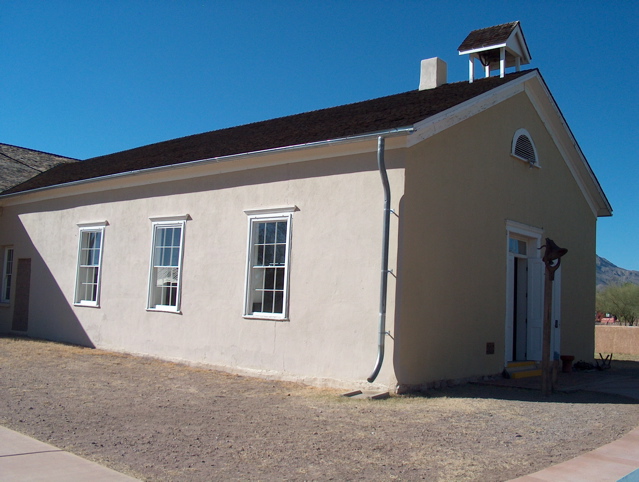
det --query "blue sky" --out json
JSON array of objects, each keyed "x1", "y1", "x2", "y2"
[{"x1": 1, "y1": 1, "x2": 638, "y2": 269}]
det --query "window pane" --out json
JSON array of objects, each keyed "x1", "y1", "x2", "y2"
[
  {"x1": 257, "y1": 223, "x2": 265, "y2": 244},
  {"x1": 264, "y1": 268, "x2": 275, "y2": 290},
  {"x1": 276, "y1": 222, "x2": 287, "y2": 243},
  {"x1": 274, "y1": 291, "x2": 283, "y2": 314},
  {"x1": 170, "y1": 246, "x2": 180, "y2": 267},
  {"x1": 264, "y1": 245, "x2": 274, "y2": 266},
  {"x1": 265, "y1": 222, "x2": 275, "y2": 244},
  {"x1": 256, "y1": 244, "x2": 264, "y2": 266},
  {"x1": 172, "y1": 227, "x2": 182, "y2": 246},
  {"x1": 275, "y1": 268, "x2": 285, "y2": 290},
  {"x1": 263, "y1": 291, "x2": 274, "y2": 313}
]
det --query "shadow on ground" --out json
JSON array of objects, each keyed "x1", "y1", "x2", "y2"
[{"x1": 401, "y1": 360, "x2": 639, "y2": 405}]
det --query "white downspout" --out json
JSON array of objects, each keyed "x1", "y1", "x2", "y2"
[{"x1": 367, "y1": 135, "x2": 391, "y2": 383}]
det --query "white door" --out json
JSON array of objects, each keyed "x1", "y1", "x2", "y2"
[{"x1": 526, "y1": 257, "x2": 544, "y2": 361}]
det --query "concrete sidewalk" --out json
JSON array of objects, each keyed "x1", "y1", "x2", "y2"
[
  {"x1": 0, "y1": 426, "x2": 138, "y2": 481},
  {"x1": 505, "y1": 365, "x2": 639, "y2": 481},
  {"x1": 512, "y1": 426, "x2": 639, "y2": 481}
]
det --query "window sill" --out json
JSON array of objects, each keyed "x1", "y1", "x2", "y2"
[
  {"x1": 243, "y1": 314, "x2": 289, "y2": 322},
  {"x1": 147, "y1": 306, "x2": 182, "y2": 314},
  {"x1": 74, "y1": 301, "x2": 100, "y2": 308}
]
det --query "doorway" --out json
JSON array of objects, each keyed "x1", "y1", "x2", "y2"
[
  {"x1": 505, "y1": 223, "x2": 544, "y2": 362},
  {"x1": 11, "y1": 258, "x2": 31, "y2": 332}
]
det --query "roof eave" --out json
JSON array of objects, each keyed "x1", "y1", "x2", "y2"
[{"x1": 0, "y1": 127, "x2": 414, "y2": 203}]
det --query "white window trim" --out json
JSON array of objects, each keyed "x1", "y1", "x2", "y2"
[
  {"x1": 77, "y1": 221, "x2": 109, "y2": 228},
  {"x1": 511, "y1": 128, "x2": 540, "y2": 168},
  {"x1": 243, "y1": 208, "x2": 294, "y2": 321},
  {"x1": 1, "y1": 246, "x2": 14, "y2": 304},
  {"x1": 506, "y1": 219, "x2": 543, "y2": 238},
  {"x1": 74, "y1": 224, "x2": 107, "y2": 307},
  {"x1": 147, "y1": 216, "x2": 188, "y2": 313},
  {"x1": 243, "y1": 206, "x2": 298, "y2": 216}
]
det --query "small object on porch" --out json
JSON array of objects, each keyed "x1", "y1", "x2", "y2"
[
  {"x1": 596, "y1": 353, "x2": 612, "y2": 370},
  {"x1": 560, "y1": 355, "x2": 575, "y2": 373},
  {"x1": 573, "y1": 360, "x2": 595, "y2": 371}
]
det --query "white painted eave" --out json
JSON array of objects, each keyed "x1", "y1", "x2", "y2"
[{"x1": 0, "y1": 127, "x2": 413, "y2": 206}]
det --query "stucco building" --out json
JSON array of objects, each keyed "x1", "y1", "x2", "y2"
[{"x1": 0, "y1": 23, "x2": 611, "y2": 391}]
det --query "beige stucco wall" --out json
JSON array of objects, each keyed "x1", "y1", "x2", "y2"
[
  {"x1": 0, "y1": 143, "x2": 405, "y2": 390},
  {"x1": 394, "y1": 91, "x2": 597, "y2": 386}
]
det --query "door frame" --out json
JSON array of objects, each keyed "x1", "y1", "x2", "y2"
[{"x1": 505, "y1": 221, "x2": 544, "y2": 363}]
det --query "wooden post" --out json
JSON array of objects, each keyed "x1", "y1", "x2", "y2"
[
  {"x1": 541, "y1": 266, "x2": 553, "y2": 396},
  {"x1": 541, "y1": 238, "x2": 567, "y2": 396}
]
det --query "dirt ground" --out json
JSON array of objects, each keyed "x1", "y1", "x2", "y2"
[{"x1": 1, "y1": 336, "x2": 638, "y2": 481}]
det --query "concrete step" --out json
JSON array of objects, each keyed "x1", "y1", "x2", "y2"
[
  {"x1": 504, "y1": 361, "x2": 541, "y2": 379},
  {"x1": 508, "y1": 361, "x2": 537, "y2": 368},
  {"x1": 510, "y1": 368, "x2": 542, "y2": 379}
]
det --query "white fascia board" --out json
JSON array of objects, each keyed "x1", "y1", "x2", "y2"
[
  {"x1": 0, "y1": 128, "x2": 412, "y2": 207},
  {"x1": 458, "y1": 43, "x2": 508, "y2": 56},
  {"x1": 522, "y1": 74, "x2": 612, "y2": 218},
  {"x1": 407, "y1": 72, "x2": 532, "y2": 147}
]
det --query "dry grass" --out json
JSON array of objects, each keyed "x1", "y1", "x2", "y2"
[{"x1": 2, "y1": 335, "x2": 639, "y2": 481}]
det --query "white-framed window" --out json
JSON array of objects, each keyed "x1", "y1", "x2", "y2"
[
  {"x1": 147, "y1": 215, "x2": 188, "y2": 312},
  {"x1": 511, "y1": 128, "x2": 539, "y2": 167},
  {"x1": 1, "y1": 247, "x2": 14, "y2": 304},
  {"x1": 243, "y1": 207, "x2": 295, "y2": 320},
  {"x1": 74, "y1": 223, "x2": 107, "y2": 307}
]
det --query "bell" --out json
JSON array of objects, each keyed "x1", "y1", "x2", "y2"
[{"x1": 542, "y1": 238, "x2": 568, "y2": 263}]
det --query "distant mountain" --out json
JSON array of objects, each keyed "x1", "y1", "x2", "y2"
[{"x1": 596, "y1": 256, "x2": 639, "y2": 290}]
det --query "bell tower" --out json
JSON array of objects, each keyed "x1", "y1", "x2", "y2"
[{"x1": 458, "y1": 21, "x2": 532, "y2": 83}]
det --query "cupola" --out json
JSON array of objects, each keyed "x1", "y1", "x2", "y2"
[{"x1": 458, "y1": 21, "x2": 531, "y2": 83}]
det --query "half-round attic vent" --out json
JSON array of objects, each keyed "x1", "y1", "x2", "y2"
[{"x1": 511, "y1": 129, "x2": 538, "y2": 167}]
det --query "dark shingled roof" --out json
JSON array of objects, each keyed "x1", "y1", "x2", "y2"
[
  {"x1": 0, "y1": 144, "x2": 78, "y2": 192},
  {"x1": 458, "y1": 21, "x2": 519, "y2": 52},
  {"x1": 3, "y1": 70, "x2": 532, "y2": 195}
]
